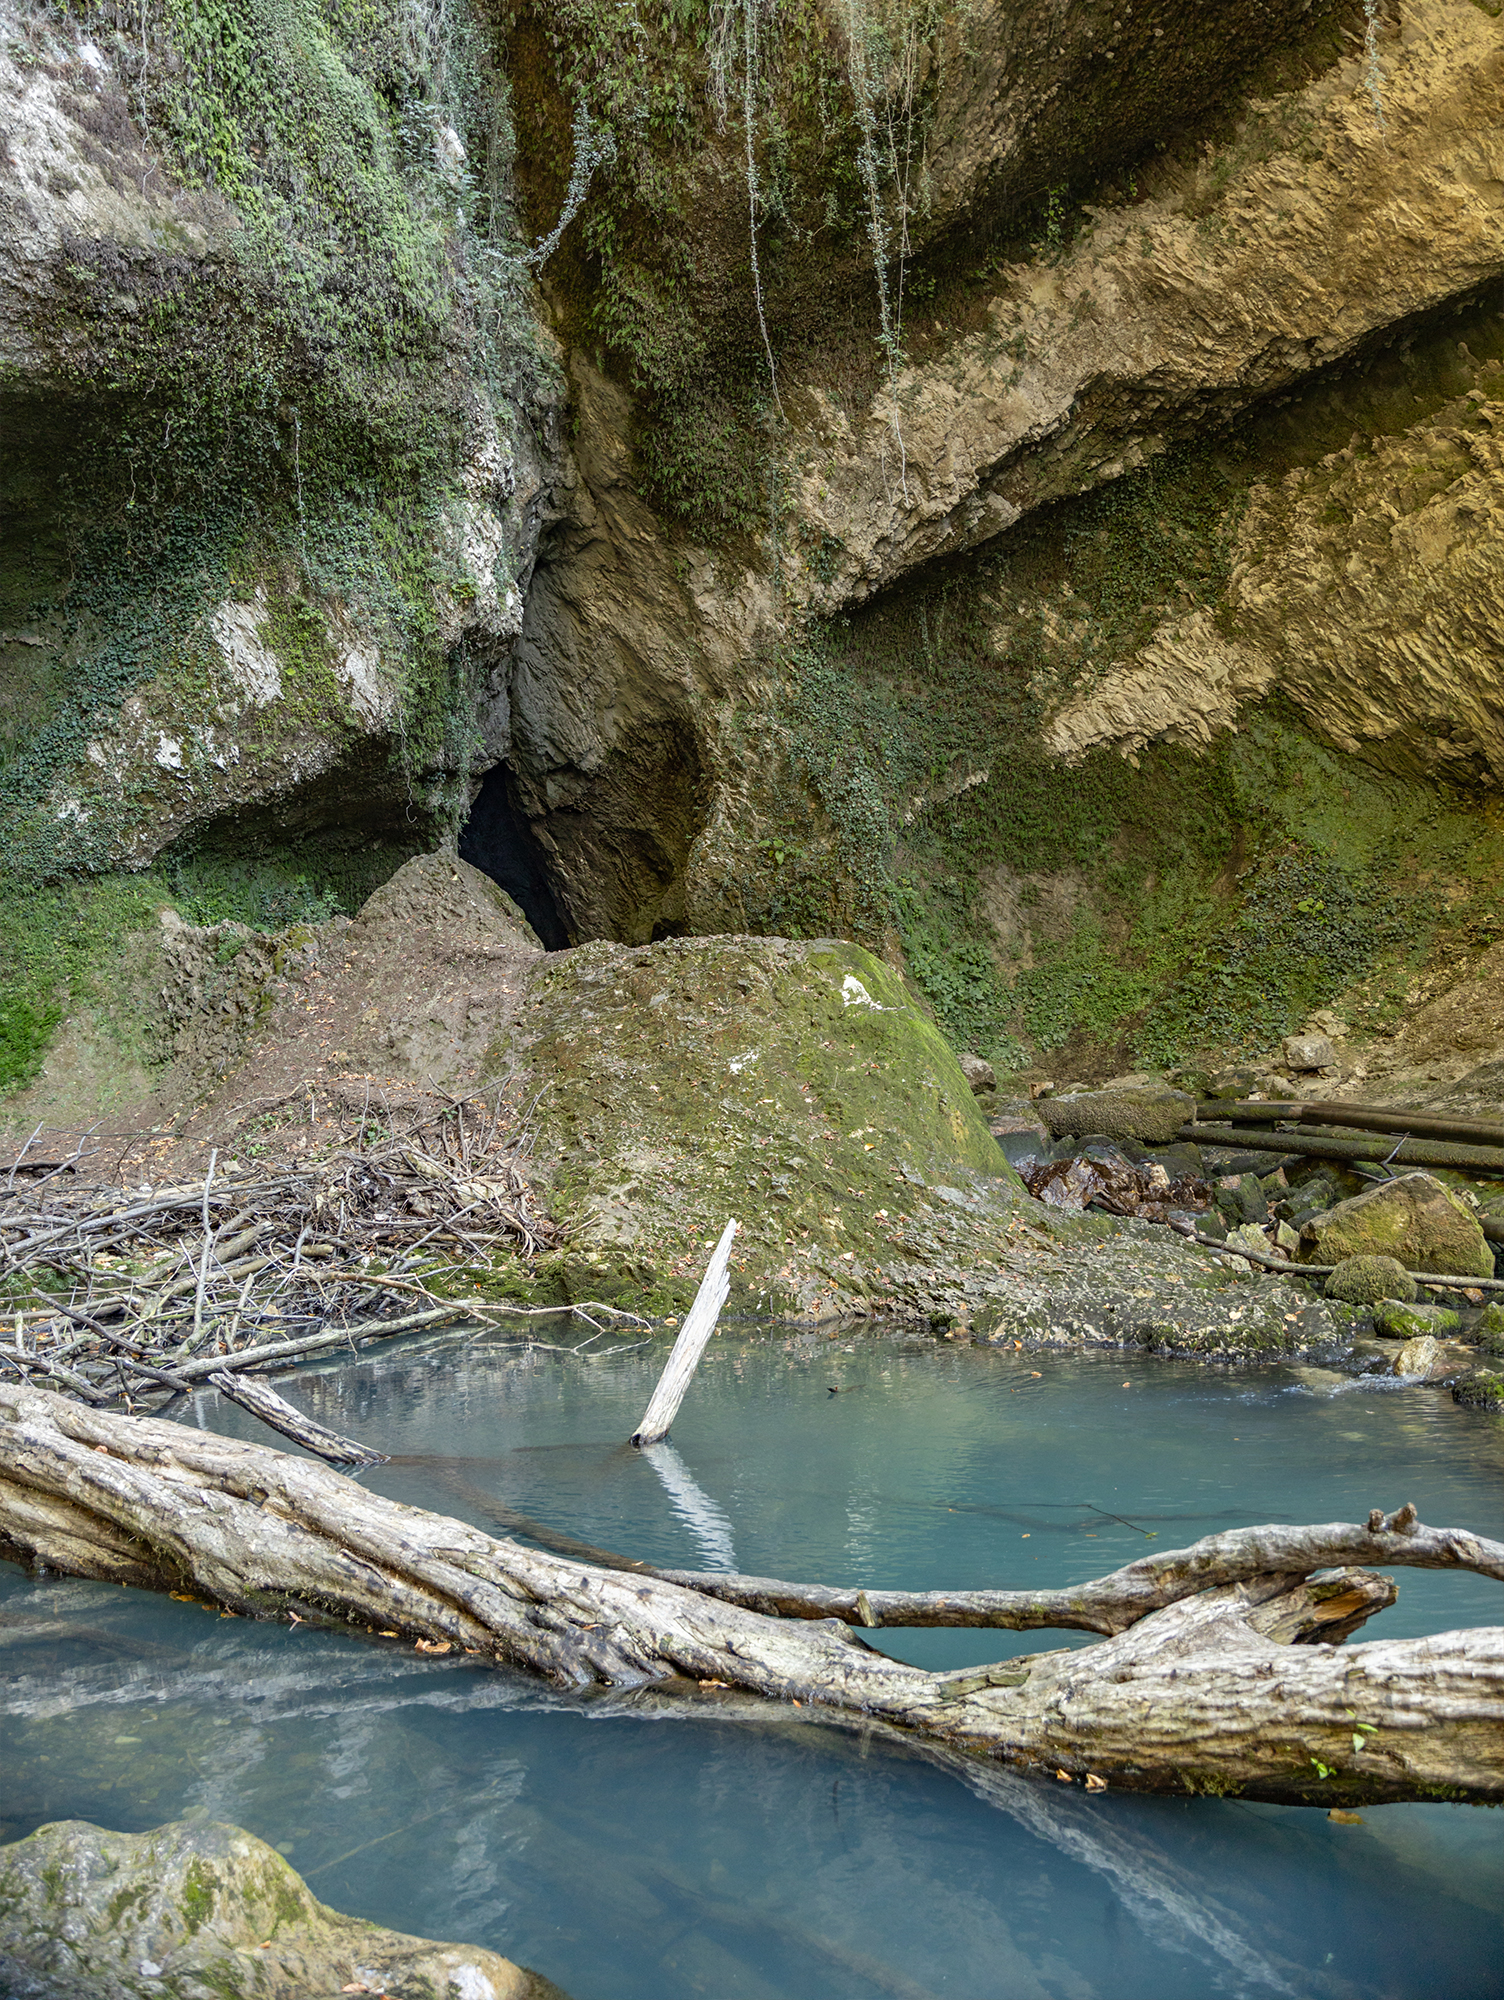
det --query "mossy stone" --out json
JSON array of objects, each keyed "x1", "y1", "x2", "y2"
[
  {"x1": 1036, "y1": 1088, "x2": 1195, "y2": 1146},
  {"x1": 0, "y1": 1818, "x2": 565, "y2": 1998},
  {"x1": 1302, "y1": 1173, "x2": 1493, "y2": 1280},
  {"x1": 1324, "y1": 1256, "x2": 1417, "y2": 1305},
  {"x1": 1453, "y1": 1371, "x2": 1504, "y2": 1412},
  {"x1": 1473, "y1": 1300, "x2": 1504, "y2": 1358},
  {"x1": 1373, "y1": 1301, "x2": 1460, "y2": 1341}
]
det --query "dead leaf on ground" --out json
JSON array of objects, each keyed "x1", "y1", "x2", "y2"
[
  {"x1": 1085, "y1": 1774, "x2": 1108, "y2": 1793},
  {"x1": 415, "y1": 1638, "x2": 452, "y2": 1654}
]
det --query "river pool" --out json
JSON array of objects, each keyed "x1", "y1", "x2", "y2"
[{"x1": 2, "y1": 1331, "x2": 1501, "y2": 1999}]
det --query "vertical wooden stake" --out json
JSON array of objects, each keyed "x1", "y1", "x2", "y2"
[{"x1": 631, "y1": 1219, "x2": 739, "y2": 1446}]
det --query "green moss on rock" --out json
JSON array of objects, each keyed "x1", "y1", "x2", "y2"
[
  {"x1": 1323, "y1": 1255, "x2": 1417, "y2": 1306},
  {"x1": 1302, "y1": 1174, "x2": 1493, "y2": 1281},
  {"x1": 1453, "y1": 1371, "x2": 1504, "y2": 1413},
  {"x1": 0, "y1": 1818, "x2": 566, "y2": 1999},
  {"x1": 1373, "y1": 1301, "x2": 1460, "y2": 1340}
]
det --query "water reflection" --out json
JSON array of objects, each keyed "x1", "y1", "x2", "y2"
[{"x1": 2, "y1": 1336, "x2": 1501, "y2": 2000}]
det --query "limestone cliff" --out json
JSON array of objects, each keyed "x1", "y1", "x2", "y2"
[{"x1": 6, "y1": 0, "x2": 1504, "y2": 1124}]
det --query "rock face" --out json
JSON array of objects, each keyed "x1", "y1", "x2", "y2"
[
  {"x1": 1301, "y1": 1173, "x2": 1494, "y2": 1279},
  {"x1": 0, "y1": 0, "x2": 563, "y2": 884},
  {"x1": 11, "y1": 0, "x2": 1504, "y2": 1256},
  {"x1": 0, "y1": 1818, "x2": 568, "y2": 2000}
]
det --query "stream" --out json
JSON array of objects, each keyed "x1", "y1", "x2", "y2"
[{"x1": 2, "y1": 1331, "x2": 1501, "y2": 1999}]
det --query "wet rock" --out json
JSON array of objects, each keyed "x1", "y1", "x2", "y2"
[
  {"x1": 1373, "y1": 1301, "x2": 1461, "y2": 1340},
  {"x1": 1300, "y1": 1173, "x2": 1493, "y2": 1279},
  {"x1": 1282, "y1": 1032, "x2": 1337, "y2": 1073},
  {"x1": 958, "y1": 1052, "x2": 996, "y2": 1095},
  {"x1": 1215, "y1": 1174, "x2": 1269, "y2": 1226},
  {"x1": 1472, "y1": 1301, "x2": 1504, "y2": 1358},
  {"x1": 1324, "y1": 1256, "x2": 1418, "y2": 1306},
  {"x1": 1390, "y1": 1334, "x2": 1439, "y2": 1377},
  {"x1": 0, "y1": 1818, "x2": 568, "y2": 2000},
  {"x1": 1453, "y1": 1371, "x2": 1504, "y2": 1412},
  {"x1": 1206, "y1": 1069, "x2": 1260, "y2": 1100},
  {"x1": 1224, "y1": 1222, "x2": 1276, "y2": 1260},
  {"x1": 1037, "y1": 1087, "x2": 1195, "y2": 1146}
]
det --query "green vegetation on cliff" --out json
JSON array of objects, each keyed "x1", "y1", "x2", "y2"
[
  {"x1": 730, "y1": 383, "x2": 1504, "y2": 1079},
  {"x1": 3, "y1": 0, "x2": 548, "y2": 883}
]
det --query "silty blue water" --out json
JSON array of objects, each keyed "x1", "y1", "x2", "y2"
[{"x1": 2, "y1": 1330, "x2": 1501, "y2": 2000}]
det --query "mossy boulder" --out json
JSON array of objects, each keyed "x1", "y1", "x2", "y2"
[
  {"x1": 1453, "y1": 1371, "x2": 1504, "y2": 1412},
  {"x1": 0, "y1": 1818, "x2": 568, "y2": 1999},
  {"x1": 1472, "y1": 1300, "x2": 1504, "y2": 1358},
  {"x1": 1301, "y1": 1173, "x2": 1493, "y2": 1280},
  {"x1": 1324, "y1": 1256, "x2": 1417, "y2": 1306},
  {"x1": 503, "y1": 931, "x2": 1336, "y2": 1352},
  {"x1": 1373, "y1": 1301, "x2": 1461, "y2": 1341},
  {"x1": 510, "y1": 933, "x2": 1032, "y2": 1320}
]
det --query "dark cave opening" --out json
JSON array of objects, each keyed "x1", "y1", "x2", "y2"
[{"x1": 459, "y1": 763, "x2": 572, "y2": 951}]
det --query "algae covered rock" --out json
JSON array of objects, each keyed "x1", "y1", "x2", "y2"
[
  {"x1": 1036, "y1": 1088, "x2": 1195, "y2": 1146},
  {"x1": 503, "y1": 931, "x2": 1337, "y2": 1351},
  {"x1": 1324, "y1": 1256, "x2": 1418, "y2": 1306},
  {"x1": 1472, "y1": 1300, "x2": 1504, "y2": 1358},
  {"x1": 0, "y1": 1818, "x2": 568, "y2": 1999},
  {"x1": 1301, "y1": 1173, "x2": 1492, "y2": 1279},
  {"x1": 511, "y1": 933, "x2": 1028, "y2": 1319},
  {"x1": 1453, "y1": 1371, "x2": 1504, "y2": 1412},
  {"x1": 1373, "y1": 1300, "x2": 1461, "y2": 1341}
]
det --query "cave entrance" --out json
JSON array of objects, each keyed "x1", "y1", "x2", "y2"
[{"x1": 459, "y1": 763, "x2": 572, "y2": 950}]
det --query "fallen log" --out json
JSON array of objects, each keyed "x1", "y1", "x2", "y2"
[
  {"x1": 1, "y1": 1386, "x2": 1500, "y2": 1805},
  {"x1": 1202, "y1": 1099, "x2": 1504, "y2": 1149},
  {"x1": 1181, "y1": 1121, "x2": 1504, "y2": 1176}
]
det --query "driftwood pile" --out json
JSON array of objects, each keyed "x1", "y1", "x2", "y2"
[
  {"x1": 0, "y1": 1381, "x2": 1499, "y2": 1807},
  {"x1": 0, "y1": 1097, "x2": 639, "y2": 1459}
]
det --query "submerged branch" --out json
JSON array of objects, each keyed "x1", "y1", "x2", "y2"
[
  {"x1": 0, "y1": 1385, "x2": 1499, "y2": 1807},
  {"x1": 658, "y1": 1506, "x2": 1504, "y2": 1634}
]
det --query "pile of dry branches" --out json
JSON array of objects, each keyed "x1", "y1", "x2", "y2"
[{"x1": 0, "y1": 1095, "x2": 637, "y2": 1453}]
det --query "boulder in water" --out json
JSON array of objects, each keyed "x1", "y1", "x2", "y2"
[
  {"x1": 1453, "y1": 1371, "x2": 1504, "y2": 1412},
  {"x1": 0, "y1": 1818, "x2": 570, "y2": 2000},
  {"x1": 1372, "y1": 1300, "x2": 1460, "y2": 1340}
]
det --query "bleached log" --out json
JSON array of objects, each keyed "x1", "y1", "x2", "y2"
[
  {"x1": 631, "y1": 1219, "x2": 737, "y2": 1444},
  {"x1": 0, "y1": 1384, "x2": 1500, "y2": 1805}
]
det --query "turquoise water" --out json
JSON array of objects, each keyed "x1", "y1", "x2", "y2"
[{"x1": 2, "y1": 1331, "x2": 1501, "y2": 1999}]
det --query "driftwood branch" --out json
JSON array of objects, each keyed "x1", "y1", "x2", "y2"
[
  {"x1": 657, "y1": 1504, "x2": 1504, "y2": 1632},
  {"x1": 1, "y1": 1385, "x2": 1500, "y2": 1805},
  {"x1": 631, "y1": 1218, "x2": 737, "y2": 1444},
  {"x1": 1201, "y1": 1098, "x2": 1504, "y2": 1149}
]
